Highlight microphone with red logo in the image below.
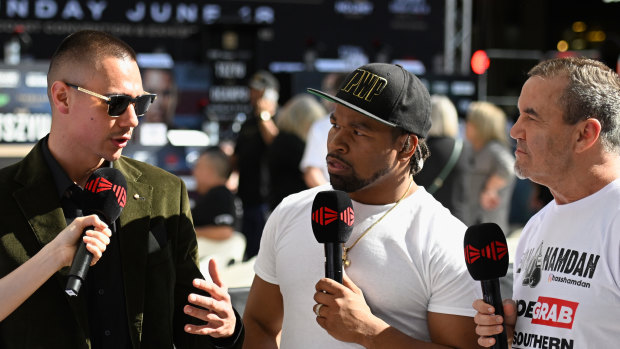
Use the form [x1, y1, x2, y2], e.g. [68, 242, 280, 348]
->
[311, 190, 354, 284]
[464, 222, 509, 349]
[65, 168, 127, 297]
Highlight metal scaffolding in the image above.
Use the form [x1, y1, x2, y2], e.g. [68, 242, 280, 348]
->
[443, 0, 472, 75]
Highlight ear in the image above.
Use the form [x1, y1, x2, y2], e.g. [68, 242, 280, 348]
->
[398, 134, 418, 160]
[574, 118, 601, 154]
[50, 81, 71, 115]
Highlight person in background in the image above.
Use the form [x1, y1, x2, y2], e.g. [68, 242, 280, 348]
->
[218, 139, 239, 192]
[0, 215, 110, 321]
[415, 95, 471, 224]
[141, 67, 178, 128]
[232, 70, 280, 260]
[267, 94, 326, 210]
[192, 146, 242, 241]
[465, 101, 516, 234]
[0, 30, 243, 348]
[122, 65, 178, 164]
[300, 72, 348, 188]
[473, 57, 620, 348]
[243, 63, 480, 348]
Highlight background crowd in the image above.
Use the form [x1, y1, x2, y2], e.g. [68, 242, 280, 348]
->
[188, 70, 544, 263]
[1, 5, 617, 344]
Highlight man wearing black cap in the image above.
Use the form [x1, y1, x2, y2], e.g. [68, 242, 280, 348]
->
[243, 63, 480, 348]
[232, 70, 280, 260]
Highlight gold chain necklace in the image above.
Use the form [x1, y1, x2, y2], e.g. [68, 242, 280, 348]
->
[342, 177, 413, 268]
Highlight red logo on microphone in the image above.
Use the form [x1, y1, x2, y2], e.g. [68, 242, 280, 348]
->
[85, 177, 127, 208]
[340, 207, 354, 226]
[312, 206, 354, 226]
[464, 241, 507, 264]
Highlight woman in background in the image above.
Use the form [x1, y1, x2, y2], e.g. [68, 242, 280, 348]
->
[415, 95, 471, 224]
[465, 101, 516, 234]
[267, 94, 326, 210]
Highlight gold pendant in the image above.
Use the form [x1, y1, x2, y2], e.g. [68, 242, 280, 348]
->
[344, 258, 351, 268]
[342, 246, 350, 268]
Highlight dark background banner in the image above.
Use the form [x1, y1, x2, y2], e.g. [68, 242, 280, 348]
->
[0, 1, 445, 68]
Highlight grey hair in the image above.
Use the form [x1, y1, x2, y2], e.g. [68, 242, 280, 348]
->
[529, 57, 620, 154]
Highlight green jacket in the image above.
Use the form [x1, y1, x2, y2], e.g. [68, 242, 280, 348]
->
[0, 139, 243, 348]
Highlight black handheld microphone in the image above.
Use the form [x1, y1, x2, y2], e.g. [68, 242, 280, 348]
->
[464, 222, 509, 349]
[311, 190, 354, 284]
[65, 168, 127, 297]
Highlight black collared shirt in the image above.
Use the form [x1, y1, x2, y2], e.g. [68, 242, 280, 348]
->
[42, 136, 131, 349]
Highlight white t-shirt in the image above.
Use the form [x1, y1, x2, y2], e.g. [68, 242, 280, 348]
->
[512, 179, 620, 348]
[255, 184, 480, 348]
[299, 117, 331, 180]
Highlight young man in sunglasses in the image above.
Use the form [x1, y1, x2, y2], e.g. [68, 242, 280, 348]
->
[0, 30, 243, 348]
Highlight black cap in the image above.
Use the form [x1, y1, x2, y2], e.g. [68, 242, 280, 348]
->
[463, 223, 509, 281]
[311, 190, 354, 243]
[308, 63, 431, 138]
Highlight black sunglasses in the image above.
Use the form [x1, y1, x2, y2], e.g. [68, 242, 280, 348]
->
[66, 83, 157, 117]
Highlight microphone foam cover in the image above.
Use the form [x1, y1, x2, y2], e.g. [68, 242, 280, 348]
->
[82, 168, 127, 225]
[311, 190, 354, 243]
[464, 222, 509, 280]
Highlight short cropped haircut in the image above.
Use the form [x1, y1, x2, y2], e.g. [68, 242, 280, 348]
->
[47, 30, 137, 99]
[528, 57, 620, 153]
[200, 146, 232, 180]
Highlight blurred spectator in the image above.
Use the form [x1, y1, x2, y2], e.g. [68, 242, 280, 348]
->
[122, 65, 179, 170]
[4, 25, 31, 65]
[415, 95, 472, 224]
[232, 70, 280, 260]
[267, 94, 326, 210]
[218, 139, 239, 192]
[192, 146, 242, 241]
[465, 101, 516, 234]
[141, 68, 178, 128]
[299, 72, 348, 187]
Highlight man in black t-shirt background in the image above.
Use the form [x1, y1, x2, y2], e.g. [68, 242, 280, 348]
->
[231, 70, 280, 260]
[192, 146, 242, 241]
